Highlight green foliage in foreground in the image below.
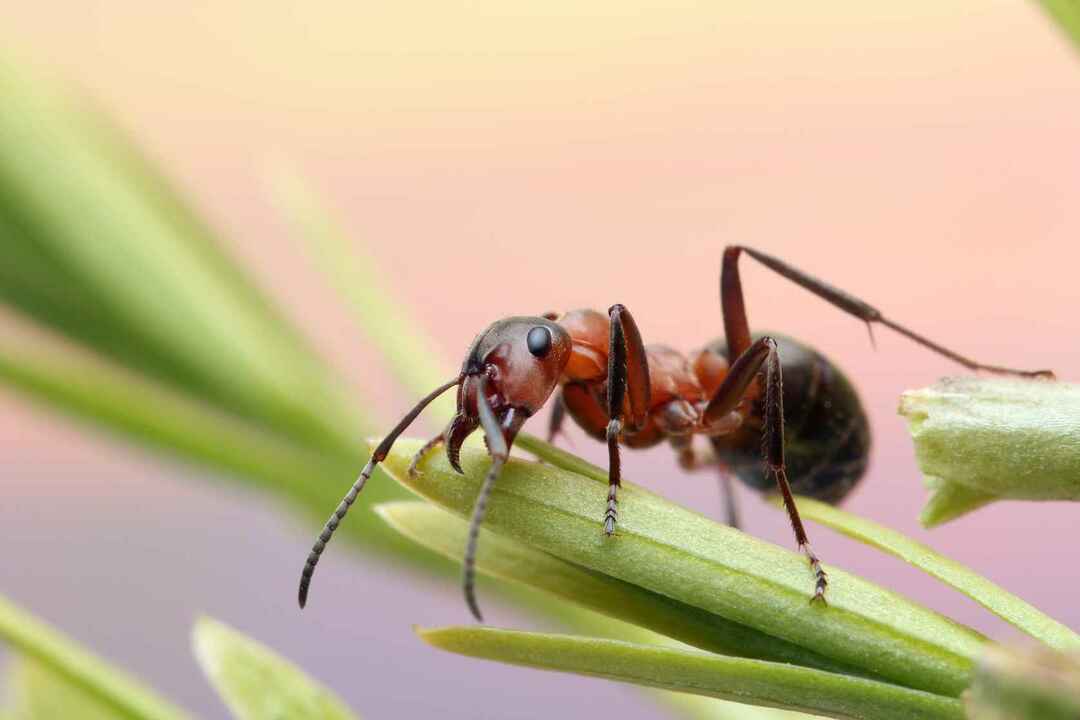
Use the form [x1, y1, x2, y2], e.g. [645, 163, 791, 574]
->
[381, 439, 1080, 718]
[0, 594, 361, 720]
[899, 378, 1080, 526]
[193, 618, 358, 720]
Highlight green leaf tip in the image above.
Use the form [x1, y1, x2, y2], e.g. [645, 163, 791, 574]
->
[899, 377, 1080, 525]
[192, 616, 358, 720]
[416, 626, 965, 720]
[383, 437, 987, 698]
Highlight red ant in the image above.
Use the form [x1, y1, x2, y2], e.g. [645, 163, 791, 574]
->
[298, 246, 1051, 620]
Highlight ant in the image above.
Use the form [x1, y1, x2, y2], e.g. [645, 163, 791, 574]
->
[298, 245, 1052, 621]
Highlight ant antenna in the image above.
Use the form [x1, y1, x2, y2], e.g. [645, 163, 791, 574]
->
[298, 375, 462, 609]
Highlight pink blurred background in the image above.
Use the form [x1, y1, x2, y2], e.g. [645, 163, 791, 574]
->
[1, 2, 1079, 718]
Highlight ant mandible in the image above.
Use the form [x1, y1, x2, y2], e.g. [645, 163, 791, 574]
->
[298, 246, 1052, 621]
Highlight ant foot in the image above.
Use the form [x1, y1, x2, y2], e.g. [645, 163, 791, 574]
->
[603, 488, 618, 536]
[800, 542, 828, 605]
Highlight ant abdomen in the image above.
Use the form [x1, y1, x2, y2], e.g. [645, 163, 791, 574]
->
[710, 334, 872, 504]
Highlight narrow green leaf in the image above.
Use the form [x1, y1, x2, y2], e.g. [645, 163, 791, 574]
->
[777, 496, 1080, 651]
[3, 657, 117, 720]
[376, 500, 865, 677]
[267, 166, 456, 421]
[0, 55, 361, 460]
[193, 617, 358, 720]
[418, 627, 964, 720]
[0, 317, 433, 566]
[0, 594, 189, 720]
[899, 378, 1080, 526]
[386, 439, 987, 697]
[966, 645, 1080, 719]
[1035, 0, 1080, 53]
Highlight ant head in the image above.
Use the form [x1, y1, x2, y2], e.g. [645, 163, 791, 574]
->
[444, 316, 572, 471]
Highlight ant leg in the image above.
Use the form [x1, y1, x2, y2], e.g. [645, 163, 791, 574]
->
[546, 392, 566, 445]
[408, 434, 445, 478]
[721, 245, 1053, 378]
[718, 471, 740, 530]
[603, 304, 652, 535]
[672, 437, 741, 529]
[705, 336, 827, 602]
[462, 373, 526, 622]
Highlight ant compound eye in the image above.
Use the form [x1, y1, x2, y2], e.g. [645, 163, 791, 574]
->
[526, 326, 552, 358]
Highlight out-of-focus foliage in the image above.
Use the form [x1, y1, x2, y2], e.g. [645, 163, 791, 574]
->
[1037, 0, 1080, 52]
[193, 618, 359, 720]
[0, 594, 189, 720]
[966, 645, 1080, 719]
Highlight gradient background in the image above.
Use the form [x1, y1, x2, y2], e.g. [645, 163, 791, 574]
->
[2, 2, 1079, 718]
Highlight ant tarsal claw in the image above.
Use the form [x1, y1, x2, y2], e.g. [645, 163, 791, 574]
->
[603, 487, 618, 536]
[800, 542, 829, 605]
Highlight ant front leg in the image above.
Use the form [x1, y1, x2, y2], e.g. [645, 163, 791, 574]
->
[722, 246, 1053, 378]
[603, 304, 651, 535]
[704, 337, 828, 603]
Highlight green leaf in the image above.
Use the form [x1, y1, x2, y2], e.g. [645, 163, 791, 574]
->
[385, 438, 987, 697]
[965, 645, 1080, 719]
[776, 495, 1080, 651]
[417, 627, 965, 720]
[376, 500, 864, 677]
[0, 55, 361, 461]
[3, 657, 118, 720]
[0, 594, 189, 720]
[1035, 0, 1080, 54]
[267, 166, 456, 422]
[193, 617, 358, 720]
[898, 378, 1080, 526]
[0, 317, 432, 566]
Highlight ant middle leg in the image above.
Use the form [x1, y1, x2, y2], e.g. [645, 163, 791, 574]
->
[673, 437, 741, 529]
[704, 336, 828, 602]
[721, 245, 1053, 378]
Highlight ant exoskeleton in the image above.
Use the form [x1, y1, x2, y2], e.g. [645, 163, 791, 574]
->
[298, 245, 1052, 621]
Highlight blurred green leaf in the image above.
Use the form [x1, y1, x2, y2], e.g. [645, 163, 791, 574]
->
[899, 378, 1080, 526]
[781, 495, 1080, 651]
[376, 500, 864, 677]
[1035, 0, 1080, 53]
[966, 645, 1080, 719]
[193, 617, 358, 720]
[418, 627, 965, 720]
[0, 55, 360, 461]
[268, 166, 456, 421]
[0, 594, 189, 720]
[3, 657, 117, 720]
[387, 438, 987, 698]
[0, 316, 432, 566]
